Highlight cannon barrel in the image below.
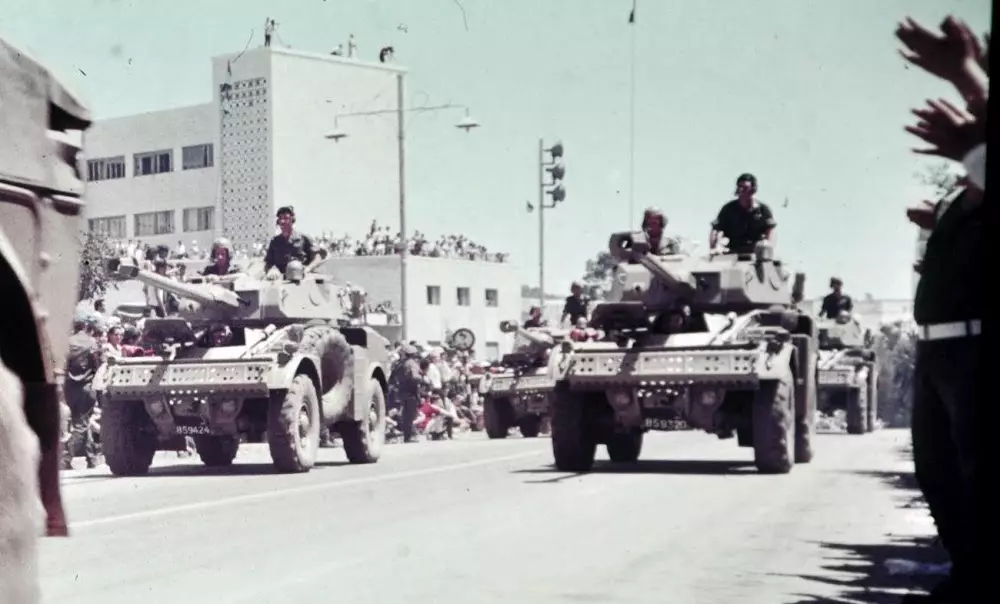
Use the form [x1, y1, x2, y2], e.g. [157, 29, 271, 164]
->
[115, 262, 243, 309]
[608, 231, 697, 296]
[499, 320, 556, 348]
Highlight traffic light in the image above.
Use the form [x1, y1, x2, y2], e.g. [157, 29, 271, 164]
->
[544, 141, 566, 204]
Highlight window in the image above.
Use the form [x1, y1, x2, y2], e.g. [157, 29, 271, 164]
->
[182, 144, 214, 170]
[484, 288, 499, 307]
[426, 286, 441, 306]
[485, 342, 499, 361]
[456, 287, 471, 306]
[134, 149, 173, 176]
[86, 156, 126, 182]
[183, 206, 215, 232]
[134, 210, 175, 236]
[87, 215, 126, 239]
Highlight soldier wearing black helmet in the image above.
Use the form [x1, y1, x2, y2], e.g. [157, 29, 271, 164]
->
[820, 277, 854, 319]
[264, 206, 316, 280]
[709, 173, 776, 254]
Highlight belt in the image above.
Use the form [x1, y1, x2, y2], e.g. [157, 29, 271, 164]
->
[916, 320, 981, 341]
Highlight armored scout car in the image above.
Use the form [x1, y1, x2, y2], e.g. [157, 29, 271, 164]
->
[482, 321, 569, 439]
[815, 312, 879, 434]
[93, 261, 391, 475]
[550, 231, 818, 474]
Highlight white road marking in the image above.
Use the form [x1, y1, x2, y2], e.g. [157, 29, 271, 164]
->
[71, 450, 545, 530]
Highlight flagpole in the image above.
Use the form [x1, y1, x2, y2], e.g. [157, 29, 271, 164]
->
[628, 0, 637, 229]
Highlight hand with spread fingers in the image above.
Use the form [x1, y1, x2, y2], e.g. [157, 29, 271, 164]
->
[905, 98, 984, 161]
[896, 16, 989, 114]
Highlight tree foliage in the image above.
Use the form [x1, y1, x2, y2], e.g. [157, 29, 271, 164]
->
[874, 320, 918, 428]
[580, 251, 617, 300]
[916, 162, 962, 198]
[77, 230, 117, 302]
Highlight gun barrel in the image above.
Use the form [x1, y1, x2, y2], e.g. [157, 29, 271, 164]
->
[118, 264, 242, 309]
[499, 320, 556, 348]
[608, 231, 697, 296]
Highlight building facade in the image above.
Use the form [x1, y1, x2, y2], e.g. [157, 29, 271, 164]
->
[82, 46, 405, 253]
[317, 255, 521, 360]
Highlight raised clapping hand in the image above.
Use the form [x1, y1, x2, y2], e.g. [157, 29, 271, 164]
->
[905, 98, 984, 161]
[895, 15, 984, 83]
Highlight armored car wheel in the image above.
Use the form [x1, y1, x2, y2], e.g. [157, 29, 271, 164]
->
[752, 370, 796, 474]
[794, 339, 817, 464]
[338, 377, 386, 464]
[193, 436, 240, 467]
[865, 364, 879, 433]
[267, 374, 321, 473]
[606, 432, 643, 463]
[483, 397, 512, 439]
[101, 401, 157, 477]
[518, 415, 542, 438]
[550, 387, 597, 472]
[845, 386, 868, 435]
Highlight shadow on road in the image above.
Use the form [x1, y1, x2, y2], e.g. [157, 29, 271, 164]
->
[782, 444, 947, 603]
[513, 459, 757, 483]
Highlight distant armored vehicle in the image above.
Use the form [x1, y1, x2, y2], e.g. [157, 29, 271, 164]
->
[815, 313, 879, 434]
[93, 261, 390, 475]
[481, 321, 570, 439]
[550, 232, 817, 474]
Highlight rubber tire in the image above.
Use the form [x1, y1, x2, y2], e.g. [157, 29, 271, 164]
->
[518, 415, 542, 438]
[483, 397, 511, 439]
[102, 401, 157, 477]
[339, 377, 386, 464]
[845, 386, 867, 435]
[795, 355, 817, 464]
[606, 432, 643, 463]
[193, 436, 240, 467]
[267, 374, 321, 473]
[865, 363, 879, 433]
[752, 370, 796, 474]
[550, 387, 597, 472]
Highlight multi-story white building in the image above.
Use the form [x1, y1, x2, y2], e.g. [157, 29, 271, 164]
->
[82, 45, 404, 253]
[82, 45, 522, 347]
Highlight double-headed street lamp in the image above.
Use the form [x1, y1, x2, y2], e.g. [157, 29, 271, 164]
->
[323, 74, 479, 341]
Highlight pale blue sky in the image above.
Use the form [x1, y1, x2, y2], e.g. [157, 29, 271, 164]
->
[2, 0, 991, 299]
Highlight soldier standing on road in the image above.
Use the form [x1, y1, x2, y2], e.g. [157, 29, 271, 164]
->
[63, 314, 103, 470]
[264, 206, 316, 280]
[708, 173, 776, 254]
[820, 277, 854, 319]
[397, 345, 424, 443]
[896, 14, 987, 603]
[560, 282, 589, 328]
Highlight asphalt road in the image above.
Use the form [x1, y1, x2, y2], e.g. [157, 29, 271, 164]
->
[41, 428, 935, 604]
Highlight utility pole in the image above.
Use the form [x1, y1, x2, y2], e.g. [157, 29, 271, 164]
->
[532, 138, 566, 307]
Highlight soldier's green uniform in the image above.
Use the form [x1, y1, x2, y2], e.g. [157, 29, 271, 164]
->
[63, 315, 103, 469]
[397, 346, 423, 442]
[910, 186, 982, 601]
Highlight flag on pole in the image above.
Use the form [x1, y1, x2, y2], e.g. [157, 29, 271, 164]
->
[628, 0, 636, 24]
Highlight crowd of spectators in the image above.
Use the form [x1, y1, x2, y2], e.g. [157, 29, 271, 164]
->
[104, 220, 507, 265]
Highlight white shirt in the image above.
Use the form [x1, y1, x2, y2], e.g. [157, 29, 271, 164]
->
[962, 143, 986, 192]
[426, 364, 443, 390]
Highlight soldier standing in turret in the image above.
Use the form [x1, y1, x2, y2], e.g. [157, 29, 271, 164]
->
[641, 208, 679, 254]
[264, 206, 316, 280]
[201, 237, 240, 278]
[709, 173, 776, 254]
[820, 277, 854, 319]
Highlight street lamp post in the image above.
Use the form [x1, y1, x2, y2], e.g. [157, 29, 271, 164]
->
[324, 73, 479, 341]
